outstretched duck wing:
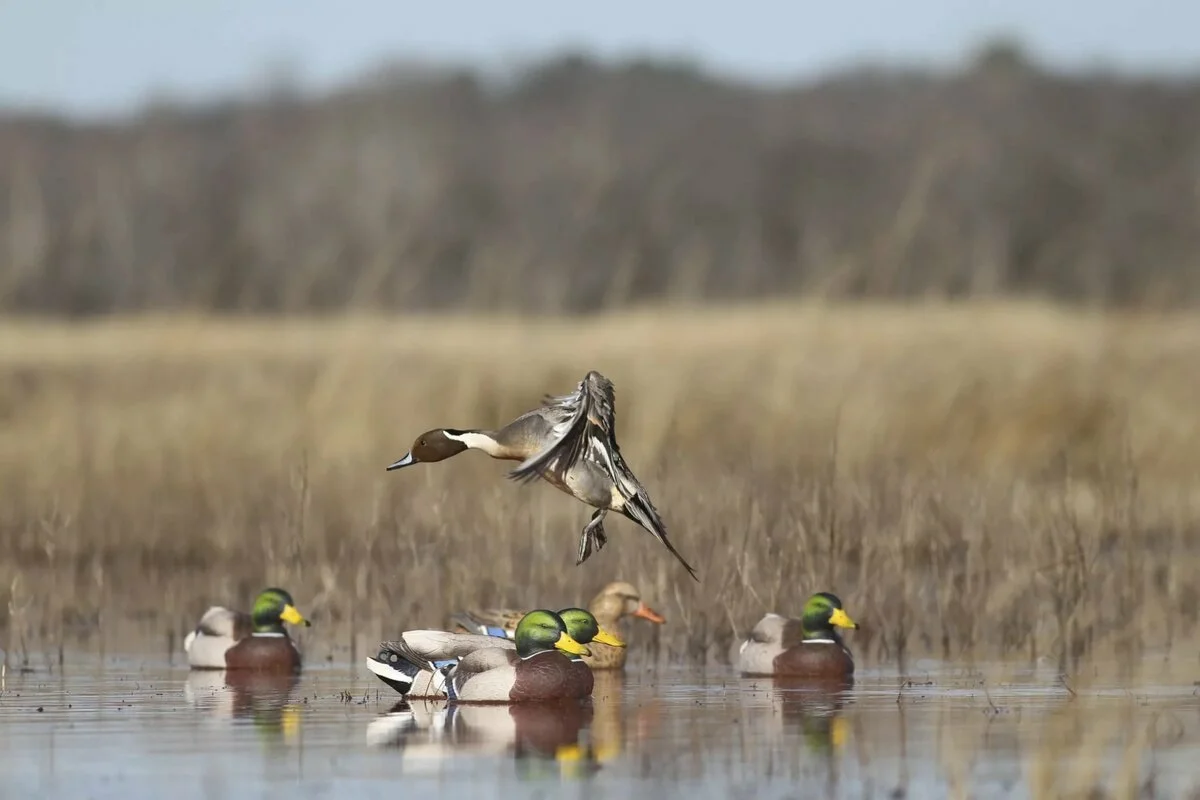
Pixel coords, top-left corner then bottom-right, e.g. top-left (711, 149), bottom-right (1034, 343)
top-left (508, 371), bottom-right (616, 485)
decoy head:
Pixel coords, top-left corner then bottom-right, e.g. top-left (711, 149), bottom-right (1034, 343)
top-left (800, 592), bottom-right (858, 640)
top-left (514, 610), bottom-right (591, 659)
top-left (591, 581), bottom-right (666, 625)
top-left (252, 587), bottom-right (311, 634)
top-left (557, 607), bottom-right (626, 649)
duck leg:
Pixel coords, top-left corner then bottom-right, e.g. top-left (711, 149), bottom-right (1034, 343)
top-left (576, 509), bottom-right (609, 566)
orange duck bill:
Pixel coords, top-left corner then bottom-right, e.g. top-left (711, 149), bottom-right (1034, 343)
top-left (633, 603), bottom-right (666, 624)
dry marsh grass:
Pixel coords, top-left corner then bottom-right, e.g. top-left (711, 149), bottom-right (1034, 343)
top-left (2, 300), bottom-right (1200, 672)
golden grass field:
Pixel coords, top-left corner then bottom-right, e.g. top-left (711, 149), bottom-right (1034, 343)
top-left (2, 300), bottom-right (1200, 673)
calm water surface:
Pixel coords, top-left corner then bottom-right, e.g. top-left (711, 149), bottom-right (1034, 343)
top-left (1, 656), bottom-right (1198, 799)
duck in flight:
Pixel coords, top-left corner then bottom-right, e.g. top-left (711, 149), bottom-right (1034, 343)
top-left (385, 370), bottom-right (700, 582)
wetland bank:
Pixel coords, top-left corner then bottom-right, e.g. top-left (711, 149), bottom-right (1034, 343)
top-left (2, 304), bottom-right (1200, 796)
top-left (3, 303), bottom-right (1200, 671)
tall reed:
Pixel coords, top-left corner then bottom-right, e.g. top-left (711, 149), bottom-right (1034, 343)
top-left (1, 301), bottom-right (1198, 671)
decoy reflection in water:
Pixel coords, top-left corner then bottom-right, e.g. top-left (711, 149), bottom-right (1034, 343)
top-left (589, 670), bottom-right (665, 750)
top-left (771, 676), bottom-right (854, 756)
top-left (366, 698), bottom-right (600, 777)
top-left (183, 669), bottom-right (303, 743)
top-left (576, 671), bottom-right (631, 761)
top-left (385, 370), bottom-right (700, 581)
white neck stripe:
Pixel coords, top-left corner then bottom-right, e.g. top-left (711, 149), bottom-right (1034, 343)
top-left (802, 638), bottom-right (836, 644)
top-left (444, 431), bottom-right (501, 455)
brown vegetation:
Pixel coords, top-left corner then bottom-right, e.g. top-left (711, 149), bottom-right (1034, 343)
top-left (2, 301), bottom-right (1199, 671)
top-left (2, 44), bottom-right (1200, 316)
top-left (3, 43), bottom-right (1199, 675)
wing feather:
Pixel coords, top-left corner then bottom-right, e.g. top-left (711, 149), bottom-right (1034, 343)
top-left (195, 607), bottom-right (250, 639)
top-left (507, 371), bottom-right (701, 581)
top-left (454, 647), bottom-right (514, 674)
top-left (449, 647), bottom-right (517, 698)
top-left (508, 371), bottom-right (616, 484)
top-left (379, 631), bottom-right (514, 674)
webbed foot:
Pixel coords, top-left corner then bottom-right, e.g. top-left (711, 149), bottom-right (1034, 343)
top-left (576, 509), bottom-right (609, 566)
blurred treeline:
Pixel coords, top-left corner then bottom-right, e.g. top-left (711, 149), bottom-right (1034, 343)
top-left (1, 40), bottom-right (1198, 316)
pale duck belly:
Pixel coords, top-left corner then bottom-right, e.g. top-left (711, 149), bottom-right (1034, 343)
top-left (535, 457), bottom-right (619, 510)
top-left (560, 460), bottom-right (621, 509)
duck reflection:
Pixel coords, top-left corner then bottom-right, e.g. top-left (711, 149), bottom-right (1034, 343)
top-left (183, 669), bottom-right (302, 743)
top-left (588, 672), bottom-right (628, 762)
top-left (367, 698), bottom-right (608, 778)
top-left (770, 676), bottom-right (853, 756)
top-left (590, 670), bottom-right (663, 756)
top-left (516, 670), bottom-right (649, 778)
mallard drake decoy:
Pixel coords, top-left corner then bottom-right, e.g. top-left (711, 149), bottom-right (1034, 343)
top-left (547, 607), bottom-right (626, 695)
top-left (183, 587), bottom-right (311, 673)
top-left (735, 592), bottom-right (858, 680)
top-left (367, 608), bottom-right (623, 699)
top-left (385, 370), bottom-right (699, 582)
top-left (367, 610), bottom-right (596, 703)
top-left (448, 581), bottom-right (665, 671)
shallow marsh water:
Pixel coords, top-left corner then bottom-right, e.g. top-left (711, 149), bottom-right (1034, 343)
top-left (1, 655), bottom-right (1199, 799)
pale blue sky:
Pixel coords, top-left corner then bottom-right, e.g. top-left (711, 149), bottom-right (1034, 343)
top-left (0, 0), bottom-right (1195, 117)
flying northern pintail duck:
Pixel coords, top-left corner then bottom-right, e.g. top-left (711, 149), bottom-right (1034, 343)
top-left (385, 371), bottom-right (700, 582)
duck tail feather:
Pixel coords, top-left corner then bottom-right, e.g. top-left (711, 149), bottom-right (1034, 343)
top-left (378, 639), bottom-right (438, 676)
top-left (623, 492), bottom-right (701, 582)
